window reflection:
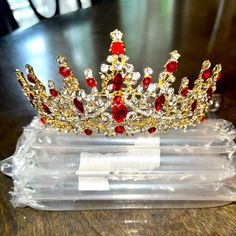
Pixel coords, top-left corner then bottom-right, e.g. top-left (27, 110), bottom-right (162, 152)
top-left (7, 0), bottom-right (80, 30)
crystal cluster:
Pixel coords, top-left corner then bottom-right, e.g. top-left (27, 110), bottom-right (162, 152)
top-left (16, 29), bottom-right (222, 135)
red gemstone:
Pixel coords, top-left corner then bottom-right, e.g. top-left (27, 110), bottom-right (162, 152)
top-left (74, 98), bottom-right (84, 113)
top-left (206, 87), bottom-right (213, 100)
top-left (84, 129), bottom-right (93, 135)
top-left (191, 100), bottom-right (197, 112)
top-left (200, 115), bottom-right (206, 122)
top-left (29, 93), bottom-right (34, 100)
top-left (59, 66), bottom-right (71, 77)
top-left (18, 79), bottom-right (23, 87)
top-left (165, 61), bottom-right (178, 73)
top-left (50, 88), bottom-right (58, 97)
top-left (113, 96), bottom-right (122, 104)
top-left (86, 77), bottom-right (97, 88)
top-left (40, 116), bottom-right (47, 124)
top-left (216, 72), bottom-right (222, 81)
top-left (142, 77), bottom-right (152, 87)
top-left (202, 69), bottom-right (211, 80)
top-left (181, 87), bottom-right (188, 96)
top-left (112, 103), bottom-right (128, 123)
top-left (115, 125), bottom-right (125, 134)
top-left (113, 73), bottom-right (123, 91)
top-left (27, 73), bottom-right (35, 83)
top-left (111, 42), bottom-right (125, 55)
top-left (148, 127), bottom-right (156, 134)
top-left (42, 104), bottom-right (51, 114)
top-left (155, 94), bottom-right (165, 111)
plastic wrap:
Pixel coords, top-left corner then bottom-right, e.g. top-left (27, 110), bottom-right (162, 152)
top-left (0, 117), bottom-right (236, 210)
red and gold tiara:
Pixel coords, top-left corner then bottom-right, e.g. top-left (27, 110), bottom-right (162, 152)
top-left (16, 29), bottom-right (222, 136)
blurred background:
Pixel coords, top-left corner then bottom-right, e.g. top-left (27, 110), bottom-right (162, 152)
top-left (1, 0), bottom-right (106, 36)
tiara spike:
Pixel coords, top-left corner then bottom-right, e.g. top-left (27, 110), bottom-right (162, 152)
top-left (16, 29), bottom-right (222, 135)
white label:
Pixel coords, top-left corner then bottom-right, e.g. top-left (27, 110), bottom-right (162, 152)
top-left (76, 155), bottom-right (110, 191)
top-left (76, 137), bottom-right (160, 191)
top-left (78, 177), bottom-right (110, 191)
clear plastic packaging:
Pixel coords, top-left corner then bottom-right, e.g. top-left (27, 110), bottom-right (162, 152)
top-left (1, 117), bottom-right (236, 210)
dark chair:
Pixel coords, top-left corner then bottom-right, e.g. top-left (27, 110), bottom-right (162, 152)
top-left (0, 0), bottom-right (18, 37)
top-left (28, 0), bottom-right (60, 20)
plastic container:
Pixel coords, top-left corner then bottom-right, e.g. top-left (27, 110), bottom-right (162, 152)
top-left (1, 117), bottom-right (236, 210)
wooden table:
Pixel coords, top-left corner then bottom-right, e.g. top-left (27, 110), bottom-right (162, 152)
top-left (0, 0), bottom-right (236, 235)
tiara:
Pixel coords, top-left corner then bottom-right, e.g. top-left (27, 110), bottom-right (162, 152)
top-left (16, 29), bottom-right (222, 136)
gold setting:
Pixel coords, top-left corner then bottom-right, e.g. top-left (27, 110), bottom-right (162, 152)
top-left (16, 29), bottom-right (222, 135)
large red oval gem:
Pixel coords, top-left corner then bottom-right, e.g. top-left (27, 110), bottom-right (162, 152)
top-left (165, 61), bottom-right (178, 73)
top-left (112, 103), bottom-right (128, 123)
top-left (155, 94), bottom-right (165, 111)
top-left (113, 73), bottom-right (123, 91)
top-left (111, 42), bottom-right (125, 55)
top-left (74, 98), bottom-right (84, 113)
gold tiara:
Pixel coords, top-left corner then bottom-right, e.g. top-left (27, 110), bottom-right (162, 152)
top-left (16, 29), bottom-right (222, 136)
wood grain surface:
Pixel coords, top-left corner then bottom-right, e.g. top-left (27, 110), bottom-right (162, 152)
top-left (0, 0), bottom-right (236, 235)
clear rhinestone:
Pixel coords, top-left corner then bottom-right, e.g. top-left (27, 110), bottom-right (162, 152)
top-left (100, 64), bottom-right (109, 73)
top-left (77, 90), bottom-right (86, 99)
top-left (144, 67), bottom-right (153, 75)
top-left (107, 55), bottom-right (118, 63)
top-left (107, 84), bottom-right (113, 91)
top-left (170, 50), bottom-right (180, 61)
top-left (91, 87), bottom-right (98, 93)
top-left (168, 88), bottom-right (174, 95)
top-left (57, 56), bottom-right (66, 64)
top-left (147, 83), bottom-right (157, 93)
top-left (182, 77), bottom-right (189, 85)
top-left (73, 128), bottom-right (80, 133)
top-left (132, 72), bottom-right (140, 80)
top-left (170, 75), bottom-right (176, 83)
top-left (110, 29), bottom-right (123, 41)
top-left (84, 68), bottom-right (93, 78)
top-left (126, 64), bottom-right (134, 73)
top-left (202, 60), bottom-right (211, 70)
top-left (137, 85), bottom-right (143, 93)
top-left (107, 55), bottom-right (113, 63)
top-left (95, 100), bottom-right (104, 107)
top-left (123, 55), bottom-right (129, 61)
top-left (48, 80), bottom-right (55, 88)
top-left (115, 62), bottom-right (123, 71)
top-left (160, 87), bottom-right (167, 93)
top-left (159, 72), bottom-right (167, 80)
